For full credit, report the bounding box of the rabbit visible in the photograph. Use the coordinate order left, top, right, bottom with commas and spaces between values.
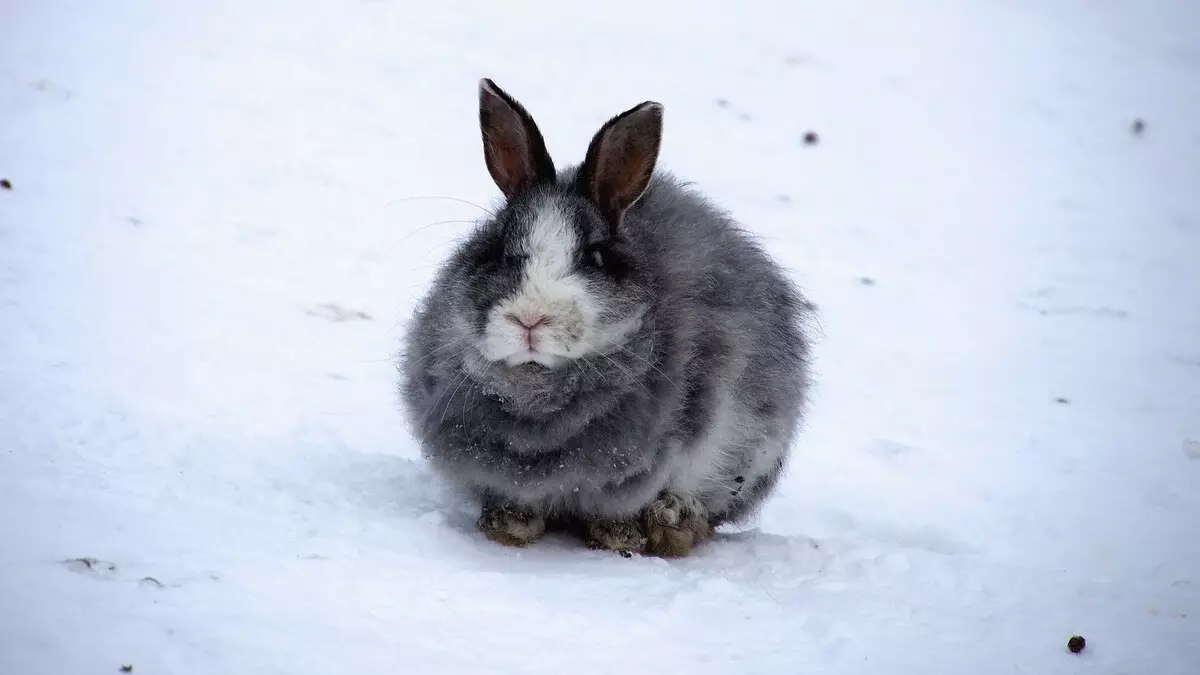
398, 78, 813, 557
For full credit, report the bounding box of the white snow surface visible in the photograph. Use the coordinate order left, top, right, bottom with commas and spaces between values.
3, 0, 1199, 672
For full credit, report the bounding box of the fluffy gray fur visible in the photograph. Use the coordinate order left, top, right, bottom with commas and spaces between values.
398, 80, 813, 529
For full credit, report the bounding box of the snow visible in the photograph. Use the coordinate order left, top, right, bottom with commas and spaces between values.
2, 0, 1198, 672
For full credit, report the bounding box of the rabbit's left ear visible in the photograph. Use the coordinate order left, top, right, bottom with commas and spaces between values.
577, 101, 664, 226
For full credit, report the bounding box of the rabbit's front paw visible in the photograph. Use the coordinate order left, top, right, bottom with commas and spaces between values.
477, 501, 546, 547
584, 518, 647, 554
642, 491, 713, 558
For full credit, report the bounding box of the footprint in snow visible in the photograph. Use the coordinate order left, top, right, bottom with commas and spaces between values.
61, 557, 118, 579
60, 558, 216, 589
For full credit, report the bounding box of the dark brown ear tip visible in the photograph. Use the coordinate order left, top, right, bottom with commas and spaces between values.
479, 78, 498, 96
636, 101, 664, 118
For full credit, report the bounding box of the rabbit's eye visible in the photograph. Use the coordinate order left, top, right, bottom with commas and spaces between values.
584, 243, 607, 269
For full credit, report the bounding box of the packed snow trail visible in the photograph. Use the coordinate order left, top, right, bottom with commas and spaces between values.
2, 0, 1198, 673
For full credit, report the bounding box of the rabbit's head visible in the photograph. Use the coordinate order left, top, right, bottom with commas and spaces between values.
438, 79, 665, 383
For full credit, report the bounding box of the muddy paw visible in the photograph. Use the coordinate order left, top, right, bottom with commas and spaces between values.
477, 501, 546, 547
584, 519, 647, 554
642, 492, 713, 558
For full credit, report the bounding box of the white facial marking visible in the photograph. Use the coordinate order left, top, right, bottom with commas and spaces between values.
479, 195, 643, 367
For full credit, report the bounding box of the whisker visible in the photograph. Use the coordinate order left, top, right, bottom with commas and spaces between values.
438, 369, 474, 426
461, 381, 479, 430
568, 358, 583, 379
597, 352, 650, 396
359, 355, 400, 364
579, 356, 607, 383
382, 219, 480, 257
417, 369, 470, 433
614, 345, 684, 395
402, 341, 469, 372
384, 195, 497, 217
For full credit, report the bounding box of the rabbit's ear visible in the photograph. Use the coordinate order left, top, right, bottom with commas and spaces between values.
478, 79, 556, 200
578, 101, 664, 225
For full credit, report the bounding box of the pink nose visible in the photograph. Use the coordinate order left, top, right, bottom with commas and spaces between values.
508, 313, 547, 330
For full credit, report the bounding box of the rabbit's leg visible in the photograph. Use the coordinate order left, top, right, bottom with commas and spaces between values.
582, 518, 647, 554
477, 496, 546, 547
642, 491, 714, 557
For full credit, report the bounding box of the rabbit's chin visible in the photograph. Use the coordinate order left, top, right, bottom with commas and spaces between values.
479, 359, 584, 417
500, 350, 571, 369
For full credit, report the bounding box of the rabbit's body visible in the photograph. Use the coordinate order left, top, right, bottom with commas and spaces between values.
399, 80, 812, 555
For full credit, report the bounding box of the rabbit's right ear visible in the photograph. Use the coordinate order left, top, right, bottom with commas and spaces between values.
478, 79, 556, 201
576, 100, 663, 228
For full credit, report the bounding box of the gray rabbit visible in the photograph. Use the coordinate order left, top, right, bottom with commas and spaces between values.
398, 79, 813, 556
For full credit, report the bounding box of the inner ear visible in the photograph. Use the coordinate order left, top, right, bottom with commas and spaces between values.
478, 78, 556, 200
577, 101, 664, 225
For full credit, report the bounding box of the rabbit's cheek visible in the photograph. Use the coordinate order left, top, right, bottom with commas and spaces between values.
583, 305, 647, 354
561, 314, 586, 342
